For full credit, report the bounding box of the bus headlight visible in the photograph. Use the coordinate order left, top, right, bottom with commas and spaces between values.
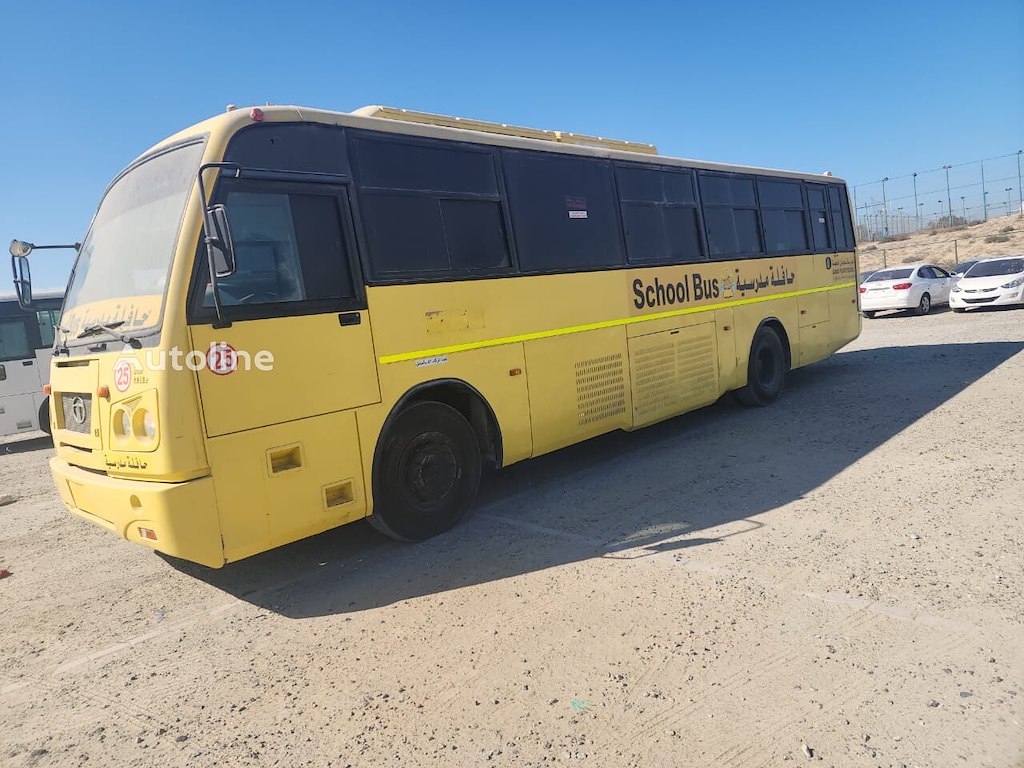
114, 408, 131, 442
133, 408, 157, 441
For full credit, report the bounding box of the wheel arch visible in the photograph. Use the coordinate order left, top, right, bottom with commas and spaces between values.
754, 316, 792, 371
374, 378, 503, 477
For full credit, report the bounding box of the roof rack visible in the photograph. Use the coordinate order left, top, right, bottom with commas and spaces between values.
351, 105, 658, 155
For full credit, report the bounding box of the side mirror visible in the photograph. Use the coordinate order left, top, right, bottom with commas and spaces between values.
204, 204, 236, 278
11, 252, 33, 309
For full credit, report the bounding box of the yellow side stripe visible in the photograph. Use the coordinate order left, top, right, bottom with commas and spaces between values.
378, 281, 857, 365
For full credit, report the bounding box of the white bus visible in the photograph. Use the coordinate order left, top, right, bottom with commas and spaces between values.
0, 291, 63, 438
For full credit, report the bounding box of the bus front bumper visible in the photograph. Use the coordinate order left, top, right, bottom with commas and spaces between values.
50, 457, 225, 568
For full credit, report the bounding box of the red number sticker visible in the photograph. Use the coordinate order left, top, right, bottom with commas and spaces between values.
113, 359, 132, 392
207, 342, 238, 376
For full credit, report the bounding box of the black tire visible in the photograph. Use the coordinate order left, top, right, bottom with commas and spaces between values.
369, 401, 481, 542
862, 310, 876, 319
38, 398, 52, 436
915, 293, 931, 316
735, 325, 788, 407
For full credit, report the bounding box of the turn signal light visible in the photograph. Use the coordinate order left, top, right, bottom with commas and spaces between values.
892, 282, 913, 290
42, 384, 52, 395
138, 527, 158, 541
96, 385, 110, 399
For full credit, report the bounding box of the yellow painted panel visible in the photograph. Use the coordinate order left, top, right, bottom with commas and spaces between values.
190, 311, 381, 437
829, 283, 861, 352
524, 327, 631, 456
799, 323, 831, 367
628, 322, 719, 428
207, 410, 368, 563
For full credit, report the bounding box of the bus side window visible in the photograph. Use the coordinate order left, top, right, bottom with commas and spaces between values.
37, 310, 59, 348
698, 173, 763, 259
806, 184, 833, 253
0, 319, 32, 362
203, 189, 356, 309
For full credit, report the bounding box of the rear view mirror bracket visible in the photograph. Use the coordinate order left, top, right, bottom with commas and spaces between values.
196, 162, 242, 328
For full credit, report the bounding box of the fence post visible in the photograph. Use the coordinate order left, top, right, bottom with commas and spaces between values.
883, 249, 887, 268
953, 239, 958, 263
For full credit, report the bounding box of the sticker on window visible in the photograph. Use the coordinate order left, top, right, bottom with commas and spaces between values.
566, 196, 588, 219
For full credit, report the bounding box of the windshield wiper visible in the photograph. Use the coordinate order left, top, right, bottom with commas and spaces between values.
76, 320, 139, 347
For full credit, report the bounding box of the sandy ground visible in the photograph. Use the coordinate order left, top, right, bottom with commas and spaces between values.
2, 305, 1023, 768
858, 215, 1024, 273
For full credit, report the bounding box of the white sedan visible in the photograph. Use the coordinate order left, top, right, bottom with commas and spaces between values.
949, 256, 1024, 312
859, 264, 953, 318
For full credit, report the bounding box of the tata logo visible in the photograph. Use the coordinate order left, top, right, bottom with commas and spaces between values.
70, 396, 88, 425
825, 256, 833, 270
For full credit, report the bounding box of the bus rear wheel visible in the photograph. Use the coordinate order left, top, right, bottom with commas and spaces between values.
735, 325, 787, 407
369, 401, 482, 542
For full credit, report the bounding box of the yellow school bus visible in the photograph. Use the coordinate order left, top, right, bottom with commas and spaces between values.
15, 105, 859, 567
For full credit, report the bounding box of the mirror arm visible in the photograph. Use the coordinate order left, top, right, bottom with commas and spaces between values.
196, 162, 241, 329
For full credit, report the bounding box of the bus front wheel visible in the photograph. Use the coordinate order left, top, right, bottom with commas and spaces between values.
735, 326, 788, 407
39, 398, 52, 436
369, 401, 482, 542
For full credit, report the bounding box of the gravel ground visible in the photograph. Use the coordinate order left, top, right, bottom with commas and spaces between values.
1, 305, 1023, 768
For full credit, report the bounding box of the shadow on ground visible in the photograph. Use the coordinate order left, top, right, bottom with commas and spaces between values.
2, 435, 53, 455
165, 340, 1023, 618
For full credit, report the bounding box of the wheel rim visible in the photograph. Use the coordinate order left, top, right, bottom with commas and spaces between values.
397, 431, 459, 511
921, 295, 930, 312
755, 345, 778, 390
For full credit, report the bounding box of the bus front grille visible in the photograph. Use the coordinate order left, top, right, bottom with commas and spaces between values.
60, 393, 93, 434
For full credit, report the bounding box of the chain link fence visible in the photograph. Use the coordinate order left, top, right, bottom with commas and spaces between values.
853, 151, 1023, 242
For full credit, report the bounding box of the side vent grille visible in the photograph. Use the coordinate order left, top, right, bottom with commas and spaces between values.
575, 353, 626, 426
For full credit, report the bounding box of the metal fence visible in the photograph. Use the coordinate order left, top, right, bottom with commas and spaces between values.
853, 150, 1023, 242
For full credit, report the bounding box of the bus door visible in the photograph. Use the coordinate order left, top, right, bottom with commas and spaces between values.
189, 181, 380, 558
801, 183, 834, 364
0, 312, 43, 435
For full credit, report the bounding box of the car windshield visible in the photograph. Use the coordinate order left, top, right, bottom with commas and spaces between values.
866, 268, 913, 282
61, 141, 205, 339
952, 261, 977, 274
964, 258, 1024, 278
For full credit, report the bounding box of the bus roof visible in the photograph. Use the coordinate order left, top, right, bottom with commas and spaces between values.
0, 290, 64, 306
152, 105, 849, 186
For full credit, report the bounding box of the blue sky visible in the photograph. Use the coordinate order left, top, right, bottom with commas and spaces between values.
2, 0, 1022, 289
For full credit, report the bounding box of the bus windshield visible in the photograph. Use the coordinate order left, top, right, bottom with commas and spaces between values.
62, 141, 205, 338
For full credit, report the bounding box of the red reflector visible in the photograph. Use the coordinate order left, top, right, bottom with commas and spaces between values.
859, 287, 866, 294
892, 282, 912, 290
42, 384, 52, 395
250, 107, 264, 122
139, 527, 158, 541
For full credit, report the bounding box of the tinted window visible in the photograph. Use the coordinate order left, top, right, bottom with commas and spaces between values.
806, 184, 833, 252
354, 136, 498, 194
203, 189, 356, 308
353, 135, 511, 277
0, 319, 31, 362
700, 175, 756, 207
758, 178, 808, 254
617, 165, 704, 265
828, 185, 854, 250
504, 150, 623, 272
758, 179, 804, 208
37, 309, 60, 348
700, 174, 762, 258
933, 267, 950, 278
617, 165, 696, 204
918, 266, 935, 279
762, 209, 808, 253
225, 123, 350, 175
966, 258, 1024, 277
866, 268, 913, 281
